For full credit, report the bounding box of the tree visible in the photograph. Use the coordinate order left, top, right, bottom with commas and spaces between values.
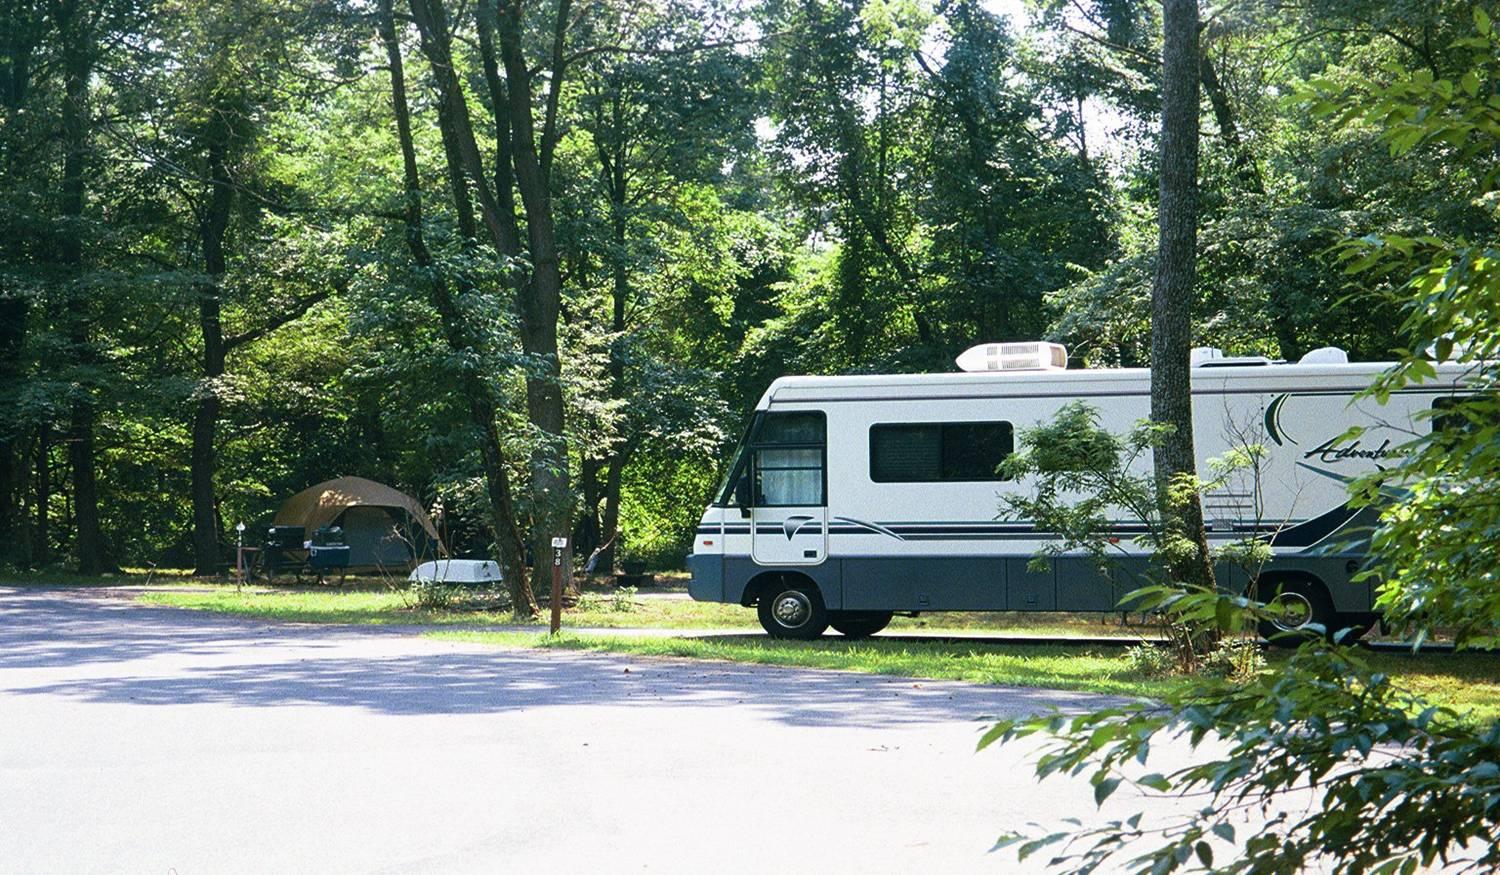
406, 0, 574, 597
380, 0, 535, 614
1149, 0, 1215, 596
562, 0, 756, 571
55, 0, 109, 574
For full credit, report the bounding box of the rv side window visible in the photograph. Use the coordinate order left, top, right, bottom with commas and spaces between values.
1431, 395, 1485, 436
752, 412, 826, 506
869, 422, 1014, 483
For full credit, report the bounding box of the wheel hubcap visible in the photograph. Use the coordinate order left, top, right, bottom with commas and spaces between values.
1271, 592, 1314, 631
772, 592, 811, 628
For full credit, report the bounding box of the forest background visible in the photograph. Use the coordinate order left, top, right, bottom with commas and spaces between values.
0, 0, 1490, 591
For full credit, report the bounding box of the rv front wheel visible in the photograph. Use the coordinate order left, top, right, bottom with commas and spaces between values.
829, 611, 893, 639
757, 582, 829, 640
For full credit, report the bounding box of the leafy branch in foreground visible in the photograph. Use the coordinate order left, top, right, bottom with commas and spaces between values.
1321, 14, 1500, 649
983, 640, 1499, 874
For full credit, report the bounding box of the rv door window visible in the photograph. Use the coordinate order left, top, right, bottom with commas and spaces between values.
870, 421, 1014, 482
750, 412, 826, 507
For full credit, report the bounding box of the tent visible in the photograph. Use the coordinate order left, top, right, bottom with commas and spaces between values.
272, 476, 446, 569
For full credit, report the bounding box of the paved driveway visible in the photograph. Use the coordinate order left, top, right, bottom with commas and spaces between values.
1, 588, 1180, 874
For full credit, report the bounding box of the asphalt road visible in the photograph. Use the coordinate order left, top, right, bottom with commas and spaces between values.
1, 588, 1216, 874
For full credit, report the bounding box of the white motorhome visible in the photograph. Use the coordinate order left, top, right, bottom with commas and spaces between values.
686, 342, 1470, 639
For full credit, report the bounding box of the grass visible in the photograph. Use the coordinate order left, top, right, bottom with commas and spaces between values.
1370, 650, 1500, 725
1, 567, 202, 587
133, 582, 1153, 636
136, 585, 761, 629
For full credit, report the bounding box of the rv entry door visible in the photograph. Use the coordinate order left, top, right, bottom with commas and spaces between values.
747, 411, 828, 566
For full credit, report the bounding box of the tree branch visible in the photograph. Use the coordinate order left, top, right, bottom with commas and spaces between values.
224, 285, 337, 351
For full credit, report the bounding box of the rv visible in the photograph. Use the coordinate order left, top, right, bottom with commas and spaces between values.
685, 342, 1469, 640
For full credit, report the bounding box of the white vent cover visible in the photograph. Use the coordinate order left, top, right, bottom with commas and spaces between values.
1190, 346, 1225, 366
1298, 346, 1349, 365
955, 341, 1068, 373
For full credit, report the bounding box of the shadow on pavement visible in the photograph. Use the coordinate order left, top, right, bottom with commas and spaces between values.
1, 589, 1110, 730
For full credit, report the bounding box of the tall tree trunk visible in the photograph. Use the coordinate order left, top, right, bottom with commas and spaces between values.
383, 0, 535, 614
0, 295, 25, 563
190, 116, 232, 575
34, 426, 50, 564
495, 0, 573, 597
596, 145, 628, 575
575, 456, 601, 562
599, 442, 630, 575
1151, 0, 1215, 593
58, 3, 104, 574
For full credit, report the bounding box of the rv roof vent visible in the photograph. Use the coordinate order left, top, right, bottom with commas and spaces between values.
1191, 346, 1273, 368
1298, 346, 1349, 365
955, 341, 1068, 373
1190, 346, 1224, 366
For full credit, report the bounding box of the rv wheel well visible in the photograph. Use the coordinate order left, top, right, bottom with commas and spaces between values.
1253, 570, 1328, 602
742, 571, 819, 608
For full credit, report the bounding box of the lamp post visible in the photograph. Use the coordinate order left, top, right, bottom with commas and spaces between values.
235, 522, 247, 589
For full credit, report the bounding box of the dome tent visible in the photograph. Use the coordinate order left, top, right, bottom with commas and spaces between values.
272, 477, 446, 569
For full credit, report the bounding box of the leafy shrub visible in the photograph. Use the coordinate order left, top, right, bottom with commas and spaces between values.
610, 585, 638, 613
1199, 636, 1266, 682
1123, 643, 1178, 678
575, 585, 639, 614
404, 580, 464, 611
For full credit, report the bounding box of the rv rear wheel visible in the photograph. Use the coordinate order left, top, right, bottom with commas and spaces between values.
757, 582, 829, 640
829, 611, 893, 639
1257, 578, 1335, 647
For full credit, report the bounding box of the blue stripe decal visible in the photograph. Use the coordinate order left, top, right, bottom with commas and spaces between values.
697, 519, 1297, 540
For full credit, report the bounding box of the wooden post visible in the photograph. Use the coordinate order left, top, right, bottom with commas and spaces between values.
549, 536, 567, 635
235, 522, 246, 591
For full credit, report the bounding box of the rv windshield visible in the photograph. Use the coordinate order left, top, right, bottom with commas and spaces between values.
713, 413, 761, 505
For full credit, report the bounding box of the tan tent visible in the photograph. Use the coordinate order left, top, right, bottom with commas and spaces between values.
273, 476, 446, 568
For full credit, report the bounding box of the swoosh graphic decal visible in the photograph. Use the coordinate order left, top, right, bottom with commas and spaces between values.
832, 517, 907, 541
781, 515, 817, 540
1265, 393, 1294, 446
1296, 462, 1411, 501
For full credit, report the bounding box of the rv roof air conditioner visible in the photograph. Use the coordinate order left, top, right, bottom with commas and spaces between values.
1298, 346, 1350, 365
955, 342, 1068, 373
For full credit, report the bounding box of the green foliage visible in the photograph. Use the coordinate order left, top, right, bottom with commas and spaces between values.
1305, 18, 1500, 648
999, 402, 1159, 573
575, 584, 638, 614
1198, 636, 1266, 683
402, 579, 469, 611
983, 640, 1500, 873
1001, 402, 1272, 669
1121, 643, 1177, 679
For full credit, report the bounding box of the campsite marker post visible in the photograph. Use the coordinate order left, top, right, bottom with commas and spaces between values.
550, 537, 567, 635
235, 522, 246, 590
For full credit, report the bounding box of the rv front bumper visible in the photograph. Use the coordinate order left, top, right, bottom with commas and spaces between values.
686, 553, 724, 603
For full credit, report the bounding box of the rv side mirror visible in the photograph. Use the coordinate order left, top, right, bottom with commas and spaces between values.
733, 474, 753, 516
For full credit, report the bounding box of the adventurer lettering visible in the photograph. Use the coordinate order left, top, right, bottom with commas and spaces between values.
1302, 437, 1411, 464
